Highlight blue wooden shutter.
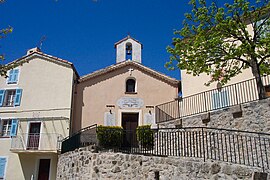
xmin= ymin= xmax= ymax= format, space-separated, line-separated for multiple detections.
xmin=0 ymin=157 xmax=7 ymax=179
xmin=212 ymin=91 xmax=229 ymax=109
xmin=12 ymin=69 xmax=19 ymax=83
xmin=7 ymin=69 xmax=14 ymax=83
xmin=0 ymin=90 xmax=5 ymax=107
xmin=14 ymin=89 xmax=22 ymax=106
xmin=212 ymin=92 xmax=220 ymax=109
xmin=220 ymin=91 xmax=229 ymax=107
xmin=10 ymin=119 xmax=18 ymax=136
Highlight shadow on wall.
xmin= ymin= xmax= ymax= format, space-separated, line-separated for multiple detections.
xmin=42 ymin=120 xmax=68 ymax=138
xmin=18 ymin=154 xmax=36 ymax=180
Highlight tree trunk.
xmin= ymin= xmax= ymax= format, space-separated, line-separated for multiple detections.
xmin=251 ymin=59 xmax=266 ymax=100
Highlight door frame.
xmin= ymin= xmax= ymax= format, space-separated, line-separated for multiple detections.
xmin=34 ymin=156 xmax=52 ymax=180
xmin=26 ymin=121 xmax=43 ymax=150
xmin=118 ymin=109 xmax=142 ymax=127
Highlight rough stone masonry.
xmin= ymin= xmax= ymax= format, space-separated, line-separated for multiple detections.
xmin=57 ymin=146 xmax=269 ymax=180
xmin=57 ymin=99 xmax=270 ymax=179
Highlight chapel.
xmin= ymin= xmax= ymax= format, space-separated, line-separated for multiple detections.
xmin=71 ymin=36 xmax=180 ymax=136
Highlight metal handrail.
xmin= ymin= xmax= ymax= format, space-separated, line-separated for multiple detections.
xmin=156 ymin=75 xmax=270 ymax=123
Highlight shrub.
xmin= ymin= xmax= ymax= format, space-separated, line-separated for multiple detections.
xmin=97 ymin=125 xmax=123 ymax=148
xmin=136 ymin=125 xmax=154 ymax=149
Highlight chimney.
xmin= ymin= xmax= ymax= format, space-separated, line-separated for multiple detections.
xmin=27 ymin=47 xmax=41 ymax=55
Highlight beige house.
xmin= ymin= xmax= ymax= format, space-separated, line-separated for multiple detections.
xmin=0 ymin=48 xmax=78 ymax=180
xmin=181 ymin=21 xmax=268 ymax=98
xmin=72 ymin=36 xmax=180 ymax=134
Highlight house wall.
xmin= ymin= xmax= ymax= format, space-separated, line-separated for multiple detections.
xmin=181 ymin=23 xmax=258 ymax=97
xmin=0 ymin=55 xmax=75 ymax=180
xmin=181 ymin=68 xmax=253 ymax=97
xmin=72 ymin=65 xmax=178 ymax=133
xmin=0 ymin=57 xmax=74 ymax=119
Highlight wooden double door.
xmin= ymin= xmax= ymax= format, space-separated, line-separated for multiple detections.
xmin=122 ymin=113 xmax=139 ymax=147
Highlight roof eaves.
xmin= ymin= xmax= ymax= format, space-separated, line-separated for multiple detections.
xmin=79 ymin=60 xmax=179 ymax=86
xmin=6 ymin=51 xmax=79 ymax=77
xmin=114 ymin=35 xmax=143 ymax=48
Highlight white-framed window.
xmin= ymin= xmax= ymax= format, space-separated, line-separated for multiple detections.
xmin=0 ymin=120 xmax=12 ymax=137
xmin=126 ymin=78 xmax=136 ymax=93
xmin=257 ymin=18 xmax=270 ymax=38
xmin=3 ymin=90 xmax=16 ymax=107
xmin=0 ymin=119 xmax=18 ymax=137
xmin=0 ymin=157 xmax=7 ymax=180
xmin=7 ymin=69 xmax=20 ymax=84
xmin=212 ymin=90 xmax=229 ymax=109
xmin=0 ymin=89 xmax=22 ymax=107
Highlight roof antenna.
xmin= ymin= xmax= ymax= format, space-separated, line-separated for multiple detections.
xmin=37 ymin=35 xmax=46 ymax=50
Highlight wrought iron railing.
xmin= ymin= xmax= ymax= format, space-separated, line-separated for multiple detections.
xmin=112 ymin=127 xmax=270 ymax=172
xmin=60 ymin=125 xmax=270 ymax=172
xmin=156 ymin=75 xmax=270 ymax=123
xmin=10 ymin=133 xmax=63 ymax=151
xmin=61 ymin=124 xmax=97 ymax=154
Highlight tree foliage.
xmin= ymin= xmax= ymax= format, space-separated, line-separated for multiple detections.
xmin=0 ymin=0 xmax=13 ymax=77
xmin=166 ymin=0 xmax=270 ymax=99
xmin=0 ymin=27 xmax=13 ymax=77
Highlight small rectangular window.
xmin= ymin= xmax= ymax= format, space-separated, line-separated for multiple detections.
xmin=7 ymin=69 xmax=19 ymax=84
xmin=0 ymin=119 xmax=12 ymax=137
xmin=0 ymin=89 xmax=22 ymax=107
xmin=257 ymin=18 xmax=269 ymax=38
xmin=3 ymin=90 xmax=16 ymax=107
xmin=212 ymin=90 xmax=229 ymax=109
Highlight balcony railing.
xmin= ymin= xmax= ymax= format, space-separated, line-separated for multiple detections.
xmin=61 ymin=124 xmax=97 ymax=154
xmin=10 ymin=133 xmax=63 ymax=152
xmin=156 ymin=75 xmax=270 ymax=123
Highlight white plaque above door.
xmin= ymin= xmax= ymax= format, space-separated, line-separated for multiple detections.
xmin=117 ymin=97 xmax=144 ymax=109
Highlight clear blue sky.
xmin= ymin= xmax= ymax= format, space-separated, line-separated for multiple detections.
xmin=0 ymin=0 xmax=232 ymax=79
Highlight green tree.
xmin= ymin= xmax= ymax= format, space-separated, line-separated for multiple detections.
xmin=0 ymin=0 xmax=13 ymax=77
xmin=0 ymin=27 xmax=13 ymax=77
xmin=166 ymin=0 xmax=270 ymax=99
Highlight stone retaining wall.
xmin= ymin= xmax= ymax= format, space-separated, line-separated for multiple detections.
xmin=160 ymin=99 xmax=270 ymax=133
xmin=57 ymin=146 xmax=268 ymax=180
xmin=57 ymin=99 xmax=270 ymax=179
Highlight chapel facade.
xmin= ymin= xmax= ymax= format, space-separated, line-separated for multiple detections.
xmin=71 ymin=36 xmax=180 ymax=134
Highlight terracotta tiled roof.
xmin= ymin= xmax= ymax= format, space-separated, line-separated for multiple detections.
xmin=79 ymin=60 xmax=179 ymax=85
xmin=7 ymin=50 xmax=79 ymax=78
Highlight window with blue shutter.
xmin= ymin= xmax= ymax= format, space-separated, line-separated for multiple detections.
xmin=14 ymin=89 xmax=22 ymax=106
xmin=257 ymin=18 xmax=270 ymax=38
xmin=10 ymin=119 xmax=18 ymax=137
xmin=7 ymin=69 xmax=14 ymax=83
xmin=212 ymin=90 xmax=229 ymax=109
xmin=0 ymin=157 xmax=7 ymax=179
xmin=7 ymin=69 xmax=19 ymax=84
xmin=0 ymin=90 xmax=5 ymax=107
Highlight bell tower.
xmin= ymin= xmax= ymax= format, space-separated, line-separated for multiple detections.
xmin=114 ymin=35 xmax=143 ymax=64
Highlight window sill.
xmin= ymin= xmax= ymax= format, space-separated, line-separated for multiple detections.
xmin=1 ymin=105 xmax=15 ymax=108
xmin=0 ymin=136 xmax=11 ymax=139
xmin=7 ymin=82 xmax=18 ymax=85
xmin=125 ymin=92 xmax=137 ymax=95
